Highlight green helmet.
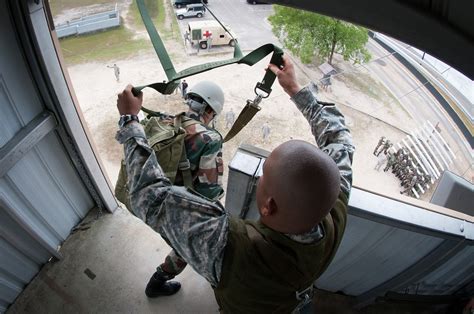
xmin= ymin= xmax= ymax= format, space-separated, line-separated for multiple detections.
xmin=186 ymin=81 xmax=225 ymax=115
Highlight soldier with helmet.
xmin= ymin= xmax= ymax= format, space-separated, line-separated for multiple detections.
xmin=143 ymin=80 xmax=226 ymax=298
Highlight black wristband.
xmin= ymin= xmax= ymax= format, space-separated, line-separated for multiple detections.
xmin=118 ymin=114 xmax=139 ymax=128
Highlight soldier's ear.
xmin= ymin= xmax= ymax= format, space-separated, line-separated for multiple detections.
xmin=266 ymin=198 xmax=278 ymax=216
xmin=260 ymin=197 xmax=277 ymax=217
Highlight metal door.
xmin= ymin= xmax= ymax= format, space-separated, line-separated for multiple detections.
xmin=0 ymin=2 xmax=95 ymax=311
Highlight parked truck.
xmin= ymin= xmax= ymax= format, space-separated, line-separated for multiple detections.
xmin=185 ymin=20 xmax=237 ymax=49
xmin=176 ymin=3 xmax=206 ymax=19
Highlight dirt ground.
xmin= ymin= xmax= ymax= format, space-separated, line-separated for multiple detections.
xmin=62 ymin=0 xmax=439 ymax=204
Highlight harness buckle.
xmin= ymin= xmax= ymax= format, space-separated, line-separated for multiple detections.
xmin=292 ymin=284 xmax=315 ymax=313
xmin=178 ymin=160 xmax=191 ymax=170
xmin=254 ymin=83 xmax=271 ymax=98
xmin=249 ymin=94 xmax=263 ymax=108
xmin=295 ymin=284 xmax=314 ymax=301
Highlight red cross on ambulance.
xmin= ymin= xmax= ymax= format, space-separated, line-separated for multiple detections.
xmin=203 ymin=30 xmax=212 ymax=38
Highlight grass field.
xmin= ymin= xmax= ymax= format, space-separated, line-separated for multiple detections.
xmin=49 ymin=0 xmax=114 ymax=16
xmin=59 ymin=25 xmax=151 ymax=64
xmin=55 ymin=0 xmax=180 ymax=65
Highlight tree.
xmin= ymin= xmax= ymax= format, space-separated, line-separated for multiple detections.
xmin=269 ymin=6 xmax=371 ymax=65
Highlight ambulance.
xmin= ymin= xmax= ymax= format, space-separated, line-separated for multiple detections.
xmin=185 ymin=20 xmax=238 ymax=49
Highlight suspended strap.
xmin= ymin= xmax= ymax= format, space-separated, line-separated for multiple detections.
xmin=174 ymin=113 xmax=198 ymax=188
xmin=133 ymin=0 xmax=283 ymax=95
xmin=179 ymin=147 xmax=193 ymax=188
xmin=133 ymin=0 xmax=284 ymax=140
xmin=223 ymin=97 xmax=261 ymax=142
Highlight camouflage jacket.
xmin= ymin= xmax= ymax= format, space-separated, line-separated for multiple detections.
xmin=180 ymin=111 xmax=224 ymax=200
xmin=115 ymin=82 xmax=354 ymax=287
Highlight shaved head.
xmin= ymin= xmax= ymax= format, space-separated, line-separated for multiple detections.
xmin=256 ymin=140 xmax=341 ymax=234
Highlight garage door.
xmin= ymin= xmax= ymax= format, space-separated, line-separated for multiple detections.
xmin=0 ymin=2 xmax=95 ymax=311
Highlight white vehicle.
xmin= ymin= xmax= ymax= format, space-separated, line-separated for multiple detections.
xmin=176 ymin=3 xmax=206 ymax=20
xmin=185 ymin=20 xmax=237 ymax=49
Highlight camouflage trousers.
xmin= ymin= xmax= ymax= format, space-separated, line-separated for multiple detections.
xmin=156 ymin=249 xmax=188 ymax=280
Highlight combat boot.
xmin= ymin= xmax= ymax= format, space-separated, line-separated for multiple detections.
xmin=145 ymin=271 xmax=181 ymax=298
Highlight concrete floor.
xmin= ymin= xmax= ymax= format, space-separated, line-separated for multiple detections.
xmin=8 ymin=207 xmax=458 ymax=314
xmin=8 ymin=207 xmax=219 ymax=313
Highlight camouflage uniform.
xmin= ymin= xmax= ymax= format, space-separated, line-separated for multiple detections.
xmin=181 ymin=111 xmax=224 ymax=200
xmin=384 ymin=153 xmax=396 ymax=172
xmin=115 ymin=82 xmax=354 ymax=299
xmin=149 ymin=111 xmax=224 ymax=281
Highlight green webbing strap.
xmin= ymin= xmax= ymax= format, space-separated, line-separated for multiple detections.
xmin=223 ymin=100 xmax=261 ymax=142
xmin=133 ymin=0 xmax=283 ymax=96
xmin=136 ymin=0 xmax=176 ymax=80
xmin=134 ymin=0 xmax=284 ymax=141
xmin=174 ymin=113 xmax=195 ymax=188
xmin=179 ymin=145 xmax=194 ymax=188
xmin=223 ymin=49 xmax=285 ymax=142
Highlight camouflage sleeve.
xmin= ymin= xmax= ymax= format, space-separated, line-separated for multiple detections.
xmin=194 ymin=138 xmax=224 ymax=200
xmin=115 ymin=122 xmax=228 ymax=286
xmin=291 ymin=82 xmax=355 ymax=197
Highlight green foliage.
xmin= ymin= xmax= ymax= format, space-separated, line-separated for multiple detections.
xmin=269 ymin=6 xmax=371 ymax=65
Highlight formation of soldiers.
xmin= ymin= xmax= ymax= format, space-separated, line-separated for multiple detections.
xmin=374 ymin=137 xmax=432 ymax=197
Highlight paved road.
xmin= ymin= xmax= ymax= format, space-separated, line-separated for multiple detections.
xmin=175 ymin=0 xmax=279 ymax=51
xmin=365 ymin=39 xmax=472 ymax=177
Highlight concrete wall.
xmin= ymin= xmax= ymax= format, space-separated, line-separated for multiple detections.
xmin=55 ymin=6 xmax=120 ymax=38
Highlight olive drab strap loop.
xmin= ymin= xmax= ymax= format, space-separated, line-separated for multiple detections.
xmin=255 ymin=49 xmax=284 ymax=98
xmin=223 ymin=50 xmax=283 ymax=142
xmin=133 ymin=0 xmax=284 ymax=139
xmin=136 ymin=0 xmax=176 ymax=80
xmin=174 ymin=113 xmax=197 ymax=188
xmin=223 ymin=95 xmax=262 ymax=142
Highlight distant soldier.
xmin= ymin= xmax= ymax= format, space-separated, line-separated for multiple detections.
xmin=384 ymin=153 xmax=396 ymax=172
xmin=396 ymin=160 xmax=409 ymax=179
xmin=423 ymin=174 xmax=432 ymax=188
xmin=262 ymin=122 xmax=271 ymax=143
xmin=373 ymin=136 xmax=386 ymax=156
xmin=320 ymin=73 xmax=332 ymax=91
xmin=374 ymin=152 xmax=387 ymax=171
xmin=393 ymin=158 xmax=406 ymax=174
xmin=207 ymin=35 xmax=213 ymax=51
xmin=107 ymin=63 xmax=120 ymax=82
xmin=225 ymin=109 xmax=235 ymax=129
xmin=401 ymin=175 xmax=418 ymax=195
xmin=379 ymin=140 xmax=393 ymax=156
xmin=402 ymin=153 xmax=410 ymax=162
xmin=181 ymin=80 xmax=189 ymax=98
xmin=415 ymin=175 xmax=425 ymax=191
xmin=401 ymin=171 xmax=414 ymax=187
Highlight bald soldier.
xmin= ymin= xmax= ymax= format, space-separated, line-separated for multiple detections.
xmin=115 ymin=55 xmax=354 ymax=312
